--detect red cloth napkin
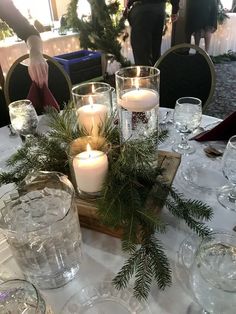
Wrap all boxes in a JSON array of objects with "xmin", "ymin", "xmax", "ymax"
[
  {"xmin": 191, "ymin": 111, "xmax": 236, "ymax": 141},
  {"xmin": 27, "ymin": 82, "xmax": 60, "ymax": 114}
]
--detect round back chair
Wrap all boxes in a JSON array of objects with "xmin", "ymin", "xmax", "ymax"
[
  {"xmin": 4, "ymin": 54, "xmax": 72, "ymax": 109},
  {"xmin": 154, "ymin": 43, "xmax": 216, "ymax": 111}
]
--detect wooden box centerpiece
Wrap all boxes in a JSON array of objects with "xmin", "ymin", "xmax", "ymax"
[{"xmin": 75, "ymin": 150, "xmax": 181, "ymax": 238}]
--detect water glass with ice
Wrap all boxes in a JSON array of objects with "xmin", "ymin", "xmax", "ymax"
[
  {"xmin": 0, "ymin": 279, "xmax": 53, "ymax": 313},
  {"xmin": 217, "ymin": 135, "xmax": 236, "ymax": 211},
  {"xmin": 179, "ymin": 231, "xmax": 236, "ymax": 313},
  {"xmin": 9, "ymin": 99, "xmax": 38, "ymax": 141},
  {"xmin": 172, "ymin": 97, "xmax": 202, "ymax": 154},
  {"xmin": 0, "ymin": 171, "xmax": 82, "ymax": 289}
]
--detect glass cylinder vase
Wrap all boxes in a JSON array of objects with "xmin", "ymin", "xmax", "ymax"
[
  {"xmin": 72, "ymin": 82, "xmax": 113, "ymax": 136},
  {"xmin": 115, "ymin": 66, "xmax": 160, "ymax": 143}
]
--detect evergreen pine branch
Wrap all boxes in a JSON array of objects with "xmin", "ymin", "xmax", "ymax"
[
  {"xmin": 0, "ymin": 105, "xmax": 214, "ymax": 300},
  {"xmin": 46, "ymin": 106, "xmax": 79, "ymax": 144},
  {"xmin": 133, "ymin": 247, "xmax": 153, "ymax": 300},
  {"xmin": 113, "ymin": 251, "xmax": 138, "ymax": 290}
]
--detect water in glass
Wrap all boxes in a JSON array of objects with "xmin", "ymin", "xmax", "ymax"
[
  {"xmin": 190, "ymin": 234, "xmax": 236, "ymax": 313},
  {"xmin": 9, "ymin": 100, "xmax": 38, "ymax": 137},
  {"xmin": 217, "ymin": 135, "xmax": 236, "ymax": 211},
  {"xmin": 174, "ymin": 103, "xmax": 202, "ymax": 133},
  {"xmin": 172, "ymin": 97, "xmax": 202, "ymax": 154},
  {"xmin": 0, "ymin": 172, "xmax": 82, "ymax": 289},
  {"xmin": 0, "ymin": 279, "xmax": 53, "ymax": 313}
]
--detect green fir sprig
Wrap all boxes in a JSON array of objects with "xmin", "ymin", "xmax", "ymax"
[{"xmin": 0, "ymin": 107, "xmax": 213, "ymax": 300}]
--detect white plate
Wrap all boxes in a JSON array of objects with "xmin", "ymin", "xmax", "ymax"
[{"xmin": 61, "ymin": 281, "xmax": 151, "ymax": 314}]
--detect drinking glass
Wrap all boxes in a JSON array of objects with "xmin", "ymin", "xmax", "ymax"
[
  {"xmin": 9, "ymin": 99, "xmax": 38, "ymax": 141},
  {"xmin": 217, "ymin": 135, "xmax": 236, "ymax": 211},
  {"xmin": 178, "ymin": 231, "xmax": 236, "ymax": 314},
  {"xmin": 0, "ymin": 279, "xmax": 53, "ymax": 313},
  {"xmin": 172, "ymin": 97, "xmax": 202, "ymax": 154}
]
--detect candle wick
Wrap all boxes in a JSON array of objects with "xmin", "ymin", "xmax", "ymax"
[{"xmin": 88, "ymin": 153, "xmax": 91, "ymax": 158}]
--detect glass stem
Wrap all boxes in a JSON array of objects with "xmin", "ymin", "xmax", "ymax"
[
  {"xmin": 229, "ymin": 185, "xmax": 236, "ymax": 202},
  {"xmin": 178, "ymin": 133, "xmax": 190, "ymax": 150}
]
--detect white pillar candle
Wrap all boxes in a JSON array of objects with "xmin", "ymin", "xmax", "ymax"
[
  {"xmin": 77, "ymin": 102, "xmax": 108, "ymax": 136},
  {"xmin": 120, "ymin": 88, "xmax": 159, "ymax": 112},
  {"xmin": 73, "ymin": 144, "xmax": 108, "ymax": 193}
]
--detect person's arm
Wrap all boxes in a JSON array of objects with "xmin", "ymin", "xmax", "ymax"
[
  {"xmin": 0, "ymin": 0, "xmax": 48, "ymax": 87},
  {"xmin": 170, "ymin": 0, "xmax": 180, "ymax": 23},
  {"xmin": 27, "ymin": 35, "xmax": 48, "ymax": 87}
]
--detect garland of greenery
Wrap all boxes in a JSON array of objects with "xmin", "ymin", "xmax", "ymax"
[
  {"xmin": 0, "ymin": 107, "xmax": 213, "ymax": 300},
  {"xmin": 211, "ymin": 50, "xmax": 236, "ymax": 64},
  {"xmin": 217, "ymin": 1, "xmax": 230, "ymax": 25}
]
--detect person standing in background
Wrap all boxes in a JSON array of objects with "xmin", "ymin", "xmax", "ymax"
[
  {"xmin": 126, "ymin": 0, "xmax": 180, "ymax": 66},
  {"xmin": 185, "ymin": 0, "xmax": 218, "ymax": 53}
]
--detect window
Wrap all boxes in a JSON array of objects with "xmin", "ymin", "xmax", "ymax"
[
  {"xmin": 221, "ymin": 0, "xmax": 233, "ymax": 10},
  {"xmin": 13, "ymin": 0, "xmax": 52, "ymax": 25}
]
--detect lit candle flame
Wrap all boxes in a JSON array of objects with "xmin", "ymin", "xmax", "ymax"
[
  {"xmin": 136, "ymin": 66, "xmax": 140, "ymax": 77},
  {"xmin": 88, "ymin": 95, "xmax": 94, "ymax": 108},
  {"xmin": 131, "ymin": 66, "xmax": 140, "ymax": 90},
  {"xmin": 86, "ymin": 143, "xmax": 92, "ymax": 158}
]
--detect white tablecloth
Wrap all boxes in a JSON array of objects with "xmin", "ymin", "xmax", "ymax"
[
  {"xmin": 0, "ymin": 31, "xmax": 81, "ymax": 74},
  {"xmin": 0, "ymin": 109, "xmax": 235, "ymax": 313}
]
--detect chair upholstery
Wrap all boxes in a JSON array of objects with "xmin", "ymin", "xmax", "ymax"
[
  {"xmin": 4, "ymin": 54, "xmax": 72, "ymax": 110},
  {"xmin": 154, "ymin": 43, "xmax": 216, "ymax": 111}
]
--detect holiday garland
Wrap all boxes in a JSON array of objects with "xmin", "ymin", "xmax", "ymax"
[{"xmin": 0, "ymin": 106, "xmax": 213, "ymax": 300}]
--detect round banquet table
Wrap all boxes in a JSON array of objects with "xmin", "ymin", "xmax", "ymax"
[{"xmin": 0, "ymin": 108, "xmax": 235, "ymax": 314}]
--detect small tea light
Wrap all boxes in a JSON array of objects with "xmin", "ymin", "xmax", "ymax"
[
  {"xmin": 73, "ymin": 144, "xmax": 108, "ymax": 194},
  {"xmin": 77, "ymin": 96, "xmax": 108, "ymax": 135}
]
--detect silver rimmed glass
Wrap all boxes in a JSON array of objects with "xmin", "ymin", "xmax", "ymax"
[
  {"xmin": 9, "ymin": 99, "xmax": 38, "ymax": 141},
  {"xmin": 172, "ymin": 97, "xmax": 202, "ymax": 154},
  {"xmin": 177, "ymin": 231, "xmax": 236, "ymax": 314},
  {"xmin": 217, "ymin": 135, "xmax": 236, "ymax": 211}
]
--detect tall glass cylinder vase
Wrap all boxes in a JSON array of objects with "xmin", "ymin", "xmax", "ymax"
[
  {"xmin": 72, "ymin": 82, "xmax": 113, "ymax": 136},
  {"xmin": 115, "ymin": 66, "xmax": 160, "ymax": 143}
]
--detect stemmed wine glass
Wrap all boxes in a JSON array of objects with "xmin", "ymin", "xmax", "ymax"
[
  {"xmin": 217, "ymin": 135, "xmax": 236, "ymax": 211},
  {"xmin": 9, "ymin": 100, "xmax": 38, "ymax": 141},
  {"xmin": 172, "ymin": 97, "xmax": 202, "ymax": 154},
  {"xmin": 177, "ymin": 231, "xmax": 236, "ymax": 314}
]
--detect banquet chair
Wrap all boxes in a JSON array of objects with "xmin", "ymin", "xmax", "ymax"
[
  {"xmin": 0, "ymin": 88, "xmax": 10, "ymax": 127},
  {"xmin": 4, "ymin": 54, "xmax": 72, "ymax": 109},
  {"xmin": 154, "ymin": 43, "xmax": 216, "ymax": 111}
]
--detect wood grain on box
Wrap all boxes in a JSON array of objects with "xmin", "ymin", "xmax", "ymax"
[{"xmin": 75, "ymin": 150, "xmax": 181, "ymax": 238}]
